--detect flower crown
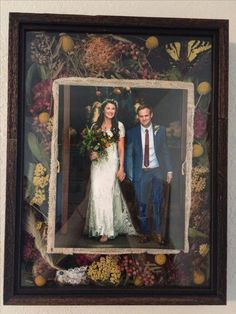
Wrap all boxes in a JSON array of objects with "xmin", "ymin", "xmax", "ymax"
[{"xmin": 101, "ymin": 98, "xmax": 119, "ymax": 109}]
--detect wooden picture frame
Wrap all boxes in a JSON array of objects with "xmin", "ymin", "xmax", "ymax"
[{"xmin": 4, "ymin": 12, "xmax": 228, "ymax": 305}]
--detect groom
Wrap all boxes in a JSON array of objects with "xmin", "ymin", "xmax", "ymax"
[{"xmin": 125, "ymin": 104, "xmax": 173, "ymax": 243}]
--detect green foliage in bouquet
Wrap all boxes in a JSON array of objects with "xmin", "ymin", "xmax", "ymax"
[{"xmin": 79, "ymin": 126, "xmax": 119, "ymax": 160}]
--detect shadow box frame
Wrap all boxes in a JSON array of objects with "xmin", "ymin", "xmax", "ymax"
[{"xmin": 4, "ymin": 12, "xmax": 228, "ymax": 305}]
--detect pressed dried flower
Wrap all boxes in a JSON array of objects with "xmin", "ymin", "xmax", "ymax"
[
  {"xmin": 46, "ymin": 117, "xmax": 54, "ymax": 133},
  {"xmin": 60, "ymin": 34, "xmax": 75, "ymax": 53},
  {"xmin": 81, "ymin": 36, "xmax": 118, "ymax": 73},
  {"xmin": 30, "ymin": 33, "xmax": 52, "ymax": 65},
  {"xmin": 87, "ymin": 255, "xmax": 121, "ymax": 285},
  {"xmin": 193, "ymin": 269, "xmax": 205, "ymax": 285},
  {"xmin": 194, "ymin": 111, "xmax": 207, "ymax": 139},
  {"xmin": 30, "ymin": 163, "xmax": 49, "ymax": 206},
  {"xmin": 199, "ymin": 243, "xmax": 209, "ymax": 257},
  {"xmin": 197, "ymin": 81, "xmax": 211, "ymax": 96},
  {"xmin": 145, "ymin": 36, "xmax": 159, "ymax": 49},
  {"xmin": 191, "ymin": 192, "xmax": 205, "ymax": 213},
  {"xmin": 191, "ymin": 166, "xmax": 209, "ymax": 193}
]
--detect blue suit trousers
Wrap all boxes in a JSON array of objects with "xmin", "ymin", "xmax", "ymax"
[{"xmin": 134, "ymin": 167, "xmax": 163, "ymax": 234}]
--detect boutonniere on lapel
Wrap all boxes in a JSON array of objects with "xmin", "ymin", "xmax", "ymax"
[{"xmin": 154, "ymin": 125, "xmax": 160, "ymax": 135}]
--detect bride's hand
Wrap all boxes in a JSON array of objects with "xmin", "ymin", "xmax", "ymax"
[
  {"xmin": 116, "ymin": 168, "xmax": 126, "ymax": 182},
  {"xmin": 90, "ymin": 151, "xmax": 98, "ymax": 161}
]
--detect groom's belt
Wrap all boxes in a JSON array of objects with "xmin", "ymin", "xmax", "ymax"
[{"xmin": 142, "ymin": 167, "xmax": 159, "ymax": 172}]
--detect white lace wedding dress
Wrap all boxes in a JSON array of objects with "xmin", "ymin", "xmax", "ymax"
[{"xmin": 85, "ymin": 121, "xmax": 137, "ymax": 239}]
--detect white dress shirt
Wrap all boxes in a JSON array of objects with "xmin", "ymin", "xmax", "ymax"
[{"xmin": 141, "ymin": 124, "xmax": 159, "ymax": 168}]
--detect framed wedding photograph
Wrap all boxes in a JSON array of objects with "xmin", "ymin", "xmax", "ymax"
[
  {"xmin": 48, "ymin": 77, "xmax": 194, "ymax": 255},
  {"xmin": 4, "ymin": 13, "xmax": 228, "ymax": 305}
]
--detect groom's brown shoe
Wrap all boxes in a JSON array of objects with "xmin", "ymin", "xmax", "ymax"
[
  {"xmin": 138, "ymin": 234, "xmax": 150, "ymax": 243},
  {"xmin": 152, "ymin": 233, "xmax": 163, "ymax": 244}
]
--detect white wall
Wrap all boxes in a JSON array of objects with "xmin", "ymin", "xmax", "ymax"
[{"xmin": 1, "ymin": 1, "xmax": 235, "ymax": 313}]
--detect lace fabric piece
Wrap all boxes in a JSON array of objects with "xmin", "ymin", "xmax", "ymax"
[
  {"xmin": 55, "ymin": 267, "xmax": 88, "ymax": 285},
  {"xmin": 84, "ymin": 121, "xmax": 137, "ymax": 238}
]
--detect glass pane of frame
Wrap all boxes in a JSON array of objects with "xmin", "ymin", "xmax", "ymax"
[{"xmin": 23, "ymin": 30, "xmax": 211, "ymax": 288}]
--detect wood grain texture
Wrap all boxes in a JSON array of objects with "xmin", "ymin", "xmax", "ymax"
[
  {"xmin": 4, "ymin": 13, "xmax": 21, "ymax": 305},
  {"xmin": 8, "ymin": 12, "xmax": 229, "ymax": 30},
  {"xmin": 215, "ymin": 19, "xmax": 228, "ymax": 304},
  {"xmin": 4, "ymin": 140, "xmax": 17, "ymax": 304},
  {"xmin": 4, "ymin": 12, "xmax": 228, "ymax": 305},
  {"xmin": 7, "ymin": 14, "xmax": 19, "ymax": 140},
  {"xmin": 4, "ymin": 292, "xmax": 227, "ymax": 305}
]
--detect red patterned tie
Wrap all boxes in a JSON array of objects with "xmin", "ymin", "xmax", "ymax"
[{"xmin": 144, "ymin": 129, "xmax": 149, "ymax": 167}]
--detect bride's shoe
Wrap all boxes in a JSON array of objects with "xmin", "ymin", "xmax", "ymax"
[{"xmin": 99, "ymin": 235, "xmax": 108, "ymax": 243}]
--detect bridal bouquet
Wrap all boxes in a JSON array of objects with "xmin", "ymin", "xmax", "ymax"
[{"xmin": 79, "ymin": 126, "xmax": 119, "ymax": 160}]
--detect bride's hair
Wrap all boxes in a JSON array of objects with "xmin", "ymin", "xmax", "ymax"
[{"xmin": 94, "ymin": 99, "xmax": 119, "ymax": 136}]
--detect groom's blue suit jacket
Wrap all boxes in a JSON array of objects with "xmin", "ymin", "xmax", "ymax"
[{"xmin": 125, "ymin": 124, "xmax": 172, "ymax": 182}]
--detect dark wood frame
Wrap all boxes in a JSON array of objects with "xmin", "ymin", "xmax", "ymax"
[{"xmin": 4, "ymin": 12, "xmax": 228, "ymax": 305}]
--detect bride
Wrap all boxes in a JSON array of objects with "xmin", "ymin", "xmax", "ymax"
[{"xmin": 85, "ymin": 99, "xmax": 137, "ymax": 243}]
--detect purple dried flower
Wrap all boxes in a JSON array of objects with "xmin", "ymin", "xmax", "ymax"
[{"xmin": 194, "ymin": 111, "xmax": 207, "ymax": 139}]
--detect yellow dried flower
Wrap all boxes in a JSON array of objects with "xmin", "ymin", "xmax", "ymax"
[
  {"xmin": 154, "ymin": 254, "xmax": 167, "ymax": 266},
  {"xmin": 30, "ymin": 188, "xmax": 46, "ymax": 206},
  {"xmin": 31, "ymin": 164, "xmax": 49, "ymax": 206},
  {"xmin": 35, "ymin": 221, "xmax": 43, "ymax": 230},
  {"xmin": 199, "ymin": 243, "xmax": 209, "ymax": 257},
  {"xmin": 34, "ymin": 275, "xmax": 47, "ymax": 287},
  {"xmin": 193, "ymin": 143, "xmax": 204, "ymax": 158},
  {"xmin": 193, "ymin": 269, "xmax": 205, "ymax": 285},
  {"xmin": 47, "ymin": 117, "xmax": 54, "ymax": 133},
  {"xmin": 145, "ymin": 36, "xmax": 159, "ymax": 49},
  {"xmin": 87, "ymin": 255, "xmax": 121, "ymax": 285},
  {"xmin": 38, "ymin": 112, "xmax": 49, "ymax": 124},
  {"xmin": 192, "ymin": 177, "xmax": 206, "ymax": 193},
  {"xmin": 197, "ymin": 81, "xmax": 211, "ymax": 96},
  {"xmin": 192, "ymin": 166, "xmax": 209, "ymax": 192},
  {"xmin": 60, "ymin": 35, "xmax": 75, "ymax": 53},
  {"xmin": 34, "ymin": 163, "xmax": 46, "ymax": 176},
  {"xmin": 33, "ymin": 176, "xmax": 41, "ymax": 186}
]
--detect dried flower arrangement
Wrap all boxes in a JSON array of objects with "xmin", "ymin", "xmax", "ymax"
[{"xmin": 22, "ymin": 31, "xmax": 212, "ymax": 289}]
